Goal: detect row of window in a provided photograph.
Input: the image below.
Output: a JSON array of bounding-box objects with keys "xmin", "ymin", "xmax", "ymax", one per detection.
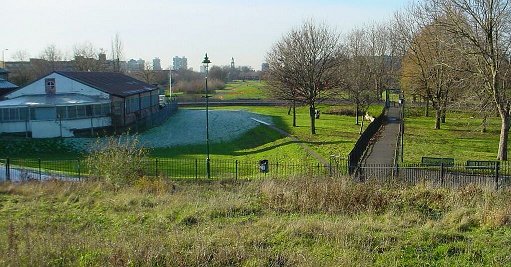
[
  {"xmin": 0, "ymin": 107, "xmax": 29, "ymax": 122},
  {"xmin": 125, "ymin": 94, "xmax": 159, "ymax": 113},
  {"xmin": 0, "ymin": 104, "xmax": 110, "ymax": 122},
  {"xmin": 56, "ymin": 104, "xmax": 110, "ymax": 120}
]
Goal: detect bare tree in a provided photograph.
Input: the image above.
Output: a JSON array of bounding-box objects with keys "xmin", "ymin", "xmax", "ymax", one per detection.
[
  {"xmin": 400, "ymin": 15, "xmax": 467, "ymax": 129},
  {"xmin": 111, "ymin": 33, "xmax": 124, "ymax": 72},
  {"xmin": 340, "ymin": 28, "xmax": 375, "ymax": 127},
  {"xmin": 266, "ymin": 21, "xmax": 343, "ymax": 134},
  {"xmin": 73, "ymin": 42, "xmax": 101, "ymax": 71},
  {"xmin": 12, "ymin": 50, "xmax": 29, "ymax": 61},
  {"xmin": 40, "ymin": 44, "xmax": 63, "ymax": 71},
  {"xmin": 432, "ymin": 0, "xmax": 511, "ymax": 160},
  {"xmin": 366, "ymin": 23, "xmax": 401, "ymax": 101},
  {"xmin": 138, "ymin": 62, "xmax": 155, "ymax": 84}
]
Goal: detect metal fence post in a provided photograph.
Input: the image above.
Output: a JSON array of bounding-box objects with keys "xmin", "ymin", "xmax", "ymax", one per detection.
[
  {"xmin": 495, "ymin": 162, "xmax": 500, "ymax": 190},
  {"xmin": 440, "ymin": 163, "xmax": 445, "ymax": 186},
  {"xmin": 38, "ymin": 158, "xmax": 42, "ymax": 181},
  {"xmin": 235, "ymin": 160, "xmax": 238, "ymax": 180},
  {"xmin": 195, "ymin": 159, "xmax": 198, "ymax": 180},
  {"xmin": 77, "ymin": 159, "xmax": 81, "ymax": 181},
  {"xmin": 6, "ymin": 158, "xmax": 10, "ymax": 181},
  {"xmin": 155, "ymin": 158, "xmax": 159, "ymax": 177},
  {"xmin": 329, "ymin": 157, "xmax": 333, "ymax": 177}
]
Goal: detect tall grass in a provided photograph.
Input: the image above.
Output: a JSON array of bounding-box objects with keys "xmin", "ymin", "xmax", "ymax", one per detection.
[
  {"xmin": 0, "ymin": 178, "xmax": 510, "ymax": 266},
  {"xmin": 85, "ymin": 134, "xmax": 148, "ymax": 187}
]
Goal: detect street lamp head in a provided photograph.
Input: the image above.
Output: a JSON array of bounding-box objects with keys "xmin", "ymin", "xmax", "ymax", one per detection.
[{"xmin": 202, "ymin": 53, "xmax": 211, "ymax": 65}]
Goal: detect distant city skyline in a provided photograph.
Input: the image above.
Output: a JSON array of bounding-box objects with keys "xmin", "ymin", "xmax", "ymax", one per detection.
[{"xmin": 1, "ymin": 0, "xmax": 411, "ymax": 71}]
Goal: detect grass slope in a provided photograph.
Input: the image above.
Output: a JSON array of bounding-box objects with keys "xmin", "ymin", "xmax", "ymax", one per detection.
[{"xmin": 1, "ymin": 179, "xmax": 510, "ymax": 266}]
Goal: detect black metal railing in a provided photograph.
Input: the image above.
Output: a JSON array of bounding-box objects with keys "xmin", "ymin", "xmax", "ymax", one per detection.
[
  {"xmin": 347, "ymin": 107, "xmax": 386, "ymax": 175},
  {"xmin": 0, "ymin": 158, "xmax": 349, "ymax": 182},
  {"xmin": 1, "ymin": 157, "xmax": 510, "ymax": 189}
]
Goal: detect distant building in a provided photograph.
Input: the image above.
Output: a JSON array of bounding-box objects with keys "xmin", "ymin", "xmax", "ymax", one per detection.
[
  {"xmin": 127, "ymin": 59, "xmax": 145, "ymax": 72},
  {"xmin": 172, "ymin": 56, "xmax": 188, "ymax": 70},
  {"xmin": 137, "ymin": 59, "xmax": 145, "ymax": 69},
  {"xmin": 4, "ymin": 55, "xmax": 128, "ymax": 86},
  {"xmin": 0, "ymin": 71, "xmax": 161, "ymax": 138},
  {"xmin": 261, "ymin": 63, "xmax": 269, "ymax": 72},
  {"xmin": 153, "ymin": 58, "xmax": 162, "ymax": 70}
]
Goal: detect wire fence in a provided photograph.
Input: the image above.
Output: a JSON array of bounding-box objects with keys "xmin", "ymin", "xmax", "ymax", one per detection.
[
  {"xmin": 356, "ymin": 162, "xmax": 511, "ymax": 190},
  {"xmin": 2, "ymin": 157, "xmax": 510, "ymax": 190},
  {"xmin": 0, "ymin": 157, "xmax": 350, "ymax": 182}
]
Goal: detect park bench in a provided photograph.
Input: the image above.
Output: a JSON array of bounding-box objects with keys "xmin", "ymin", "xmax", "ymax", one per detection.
[
  {"xmin": 466, "ymin": 160, "xmax": 499, "ymax": 170},
  {"xmin": 421, "ymin": 157, "xmax": 454, "ymax": 167}
]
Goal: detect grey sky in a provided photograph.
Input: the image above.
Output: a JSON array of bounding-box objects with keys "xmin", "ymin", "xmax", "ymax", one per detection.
[{"xmin": 2, "ymin": 0, "xmax": 411, "ymax": 70}]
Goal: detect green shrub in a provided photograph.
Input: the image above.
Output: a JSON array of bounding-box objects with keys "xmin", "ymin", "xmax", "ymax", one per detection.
[{"xmin": 85, "ymin": 134, "xmax": 147, "ymax": 187}]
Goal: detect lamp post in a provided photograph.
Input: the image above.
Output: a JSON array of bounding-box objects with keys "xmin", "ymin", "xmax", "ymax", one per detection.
[
  {"xmin": 2, "ymin": 49, "xmax": 7, "ymax": 68},
  {"xmin": 202, "ymin": 53, "xmax": 211, "ymax": 179}
]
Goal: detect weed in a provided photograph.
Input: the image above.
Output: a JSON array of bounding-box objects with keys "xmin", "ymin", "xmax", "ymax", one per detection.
[{"xmin": 85, "ymin": 134, "xmax": 147, "ymax": 187}]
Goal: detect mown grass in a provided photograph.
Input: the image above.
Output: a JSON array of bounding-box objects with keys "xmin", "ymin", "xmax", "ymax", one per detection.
[
  {"xmin": 404, "ymin": 107, "xmax": 502, "ymax": 163},
  {"xmin": 175, "ymin": 80, "xmax": 269, "ymax": 102},
  {"xmin": 213, "ymin": 80, "xmax": 269, "ymax": 100},
  {"xmin": 0, "ymin": 178, "xmax": 510, "ymax": 266},
  {"xmin": 208, "ymin": 105, "xmax": 375, "ymax": 160}
]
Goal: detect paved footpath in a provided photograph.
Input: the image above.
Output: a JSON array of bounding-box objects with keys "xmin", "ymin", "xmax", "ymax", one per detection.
[{"xmin": 362, "ymin": 105, "xmax": 402, "ymax": 166}]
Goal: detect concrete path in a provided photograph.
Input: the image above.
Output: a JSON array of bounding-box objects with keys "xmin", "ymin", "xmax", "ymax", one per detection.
[{"xmin": 362, "ymin": 105, "xmax": 402, "ymax": 166}]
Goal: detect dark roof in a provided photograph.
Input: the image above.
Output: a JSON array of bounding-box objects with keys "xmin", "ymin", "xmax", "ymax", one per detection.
[
  {"xmin": 56, "ymin": 71, "xmax": 157, "ymax": 97},
  {"xmin": 0, "ymin": 78, "xmax": 18, "ymax": 90}
]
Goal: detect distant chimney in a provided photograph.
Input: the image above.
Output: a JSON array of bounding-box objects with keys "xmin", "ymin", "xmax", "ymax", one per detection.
[{"xmin": 98, "ymin": 53, "xmax": 107, "ymax": 61}]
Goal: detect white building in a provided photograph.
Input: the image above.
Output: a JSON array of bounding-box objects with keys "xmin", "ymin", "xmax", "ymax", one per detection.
[{"xmin": 0, "ymin": 71, "xmax": 160, "ymax": 138}]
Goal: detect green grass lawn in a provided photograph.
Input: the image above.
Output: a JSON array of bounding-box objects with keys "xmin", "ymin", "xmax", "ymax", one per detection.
[
  {"xmin": 208, "ymin": 105, "xmax": 376, "ymax": 160},
  {"xmin": 175, "ymin": 80, "xmax": 270, "ymax": 102},
  {"xmin": 403, "ymin": 107, "xmax": 502, "ymax": 163},
  {"xmin": 212, "ymin": 80, "xmax": 269, "ymax": 100},
  {"xmin": 1, "ymin": 179, "xmax": 510, "ymax": 266}
]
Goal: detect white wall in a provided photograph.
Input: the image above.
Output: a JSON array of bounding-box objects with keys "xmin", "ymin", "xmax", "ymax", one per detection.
[
  {"xmin": 0, "ymin": 117, "xmax": 111, "ymax": 138},
  {"xmin": 0, "ymin": 121, "xmax": 28, "ymax": 134},
  {"xmin": 6, "ymin": 73, "xmax": 110, "ymax": 99}
]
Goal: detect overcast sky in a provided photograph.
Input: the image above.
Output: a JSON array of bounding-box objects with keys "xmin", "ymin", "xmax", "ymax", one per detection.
[{"xmin": 1, "ymin": 0, "xmax": 411, "ymax": 70}]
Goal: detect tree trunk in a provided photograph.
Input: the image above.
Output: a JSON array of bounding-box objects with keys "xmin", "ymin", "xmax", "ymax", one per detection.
[
  {"xmin": 309, "ymin": 104, "xmax": 316, "ymax": 134},
  {"xmin": 287, "ymin": 105, "xmax": 292, "ymax": 115},
  {"xmin": 425, "ymin": 99, "xmax": 429, "ymax": 117},
  {"xmin": 497, "ymin": 112, "xmax": 509, "ymax": 160},
  {"xmin": 355, "ymin": 102, "xmax": 359, "ymax": 125},
  {"xmin": 441, "ymin": 109, "xmax": 446, "ymax": 123},
  {"xmin": 292, "ymin": 100, "xmax": 296, "ymax": 127},
  {"xmin": 482, "ymin": 115, "xmax": 487, "ymax": 133},
  {"xmin": 435, "ymin": 108, "xmax": 441, "ymax": 130}
]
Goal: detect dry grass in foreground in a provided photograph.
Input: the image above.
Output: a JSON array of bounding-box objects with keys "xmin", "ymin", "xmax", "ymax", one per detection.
[{"xmin": 0, "ymin": 177, "xmax": 511, "ymax": 266}]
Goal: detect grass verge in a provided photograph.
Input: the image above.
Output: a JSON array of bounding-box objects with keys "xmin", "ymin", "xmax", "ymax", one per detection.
[{"xmin": 0, "ymin": 178, "xmax": 510, "ymax": 266}]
